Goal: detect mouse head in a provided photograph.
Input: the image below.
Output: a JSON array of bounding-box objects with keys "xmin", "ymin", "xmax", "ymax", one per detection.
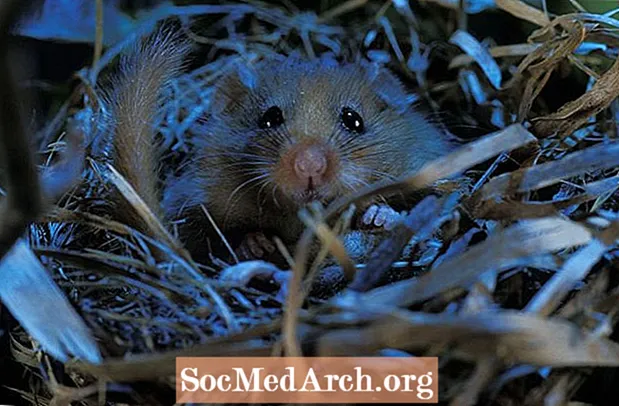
[{"xmin": 200, "ymin": 56, "xmax": 449, "ymax": 210}]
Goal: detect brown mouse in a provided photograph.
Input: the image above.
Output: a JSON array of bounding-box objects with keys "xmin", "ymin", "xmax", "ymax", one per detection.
[
  {"xmin": 163, "ymin": 56, "xmax": 455, "ymax": 261},
  {"xmin": 100, "ymin": 29, "xmax": 455, "ymax": 264}
]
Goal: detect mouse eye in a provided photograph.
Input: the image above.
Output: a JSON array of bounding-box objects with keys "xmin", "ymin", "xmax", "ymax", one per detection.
[
  {"xmin": 259, "ymin": 106, "xmax": 284, "ymax": 129},
  {"xmin": 340, "ymin": 107, "xmax": 364, "ymax": 133}
]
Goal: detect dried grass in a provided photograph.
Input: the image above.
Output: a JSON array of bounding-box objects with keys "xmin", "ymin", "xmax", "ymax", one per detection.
[{"xmin": 3, "ymin": 0, "xmax": 619, "ymax": 405}]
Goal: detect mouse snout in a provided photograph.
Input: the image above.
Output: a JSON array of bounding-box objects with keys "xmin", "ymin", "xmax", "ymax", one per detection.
[
  {"xmin": 273, "ymin": 141, "xmax": 339, "ymax": 201},
  {"xmin": 293, "ymin": 145, "xmax": 327, "ymax": 180}
]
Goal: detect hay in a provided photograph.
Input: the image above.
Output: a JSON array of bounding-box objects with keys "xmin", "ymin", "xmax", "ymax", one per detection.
[{"xmin": 2, "ymin": 0, "xmax": 619, "ymax": 404}]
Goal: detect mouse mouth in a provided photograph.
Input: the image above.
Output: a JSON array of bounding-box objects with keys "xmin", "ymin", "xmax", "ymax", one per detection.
[
  {"xmin": 291, "ymin": 182, "xmax": 323, "ymax": 205},
  {"xmin": 302, "ymin": 188, "xmax": 321, "ymax": 202}
]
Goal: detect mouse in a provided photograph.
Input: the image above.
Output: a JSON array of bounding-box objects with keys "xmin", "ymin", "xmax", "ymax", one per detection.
[
  {"xmin": 162, "ymin": 55, "xmax": 456, "ymax": 261},
  {"xmin": 99, "ymin": 28, "xmax": 456, "ymax": 265}
]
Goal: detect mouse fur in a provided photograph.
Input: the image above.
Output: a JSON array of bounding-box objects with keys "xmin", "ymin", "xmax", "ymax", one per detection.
[{"xmin": 162, "ymin": 56, "xmax": 456, "ymax": 259}]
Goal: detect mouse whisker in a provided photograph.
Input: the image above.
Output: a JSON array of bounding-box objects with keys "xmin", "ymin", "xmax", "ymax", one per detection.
[
  {"xmin": 356, "ymin": 166, "xmax": 399, "ymax": 183},
  {"xmin": 337, "ymin": 170, "xmax": 371, "ymax": 194},
  {"xmin": 245, "ymin": 140, "xmax": 281, "ymax": 155},
  {"xmin": 348, "ymin": 154, "xmax": 401, "ymax": 169},
  {"xmin": 353, "ymin": 150, "xmax": 396, "ymax": 159},
  {"xmin": 256, "ymin": 178, "xmax": 274, "ymax": 212},
  {"xmin": 270, "ymin": 184, "xmax": 281, "ymax": 209},
  {"xmin": 327, "ymin": 123, "xmax": 342, "ymax": 144},
  {"xmin": 250, "ymin": 127, "xmax": 290, "ymax": 147},
  {"xmin": 221, "ymin": 169, "xmax": 270, "ymax": 178},
  {"xmin": 331, "ymin": 125, "xmax": 365, "ymax": 147},
  {"xmin": 338, "ymin": 140, "xmax": 388, "ymax": 156},
  {"xmin": 254, "ymin": 139, "xmax": 286, "ymax": 156},
  {"xmin": 207, "ymin": 151, "xmax": 274, "ymax": 162},
  {"xmin": 368, "ymin": 170, "xmax": 398, "ymax": 182},
  {"xmin": 217, "ymin": 167, "xmax": 271, "ymax": 176},
  {"xmin": 223, "ymin": 173, "xmax": 271, "ymax": 224},
  {"xmin": 214, "ymin": 150, "xmax": 269, "ymax": 158},
  {"xmin": 278, "ymin": 125, "xmax": 293, "ymax": 144},
  {"xmin": 219, "ymin": 162, "xmax": 273, "ymax": 171},
  {"xmin": 256, "ymin": 179, "xmax": 270, "ymax": 202}
]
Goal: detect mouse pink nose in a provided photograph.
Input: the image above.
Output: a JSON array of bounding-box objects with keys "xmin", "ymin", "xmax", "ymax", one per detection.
[{"xmin": 294, "ymin": 145, "xmax": 327, "ymax": 180}]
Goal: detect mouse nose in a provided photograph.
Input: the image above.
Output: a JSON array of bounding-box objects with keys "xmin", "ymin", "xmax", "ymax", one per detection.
[{"xmin": 294, "ymin": 145, "xmax": 328, "ymax": 181}]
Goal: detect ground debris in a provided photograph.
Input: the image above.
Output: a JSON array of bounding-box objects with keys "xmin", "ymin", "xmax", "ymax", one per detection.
[{"xmin": 4, "ymin": 0, "xmax": 619, "ymax": 405}]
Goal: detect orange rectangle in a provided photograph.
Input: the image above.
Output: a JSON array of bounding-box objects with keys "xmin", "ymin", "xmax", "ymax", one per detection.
[{"xmin": 176, "ymin": 356, "xmax": 438, "ymax": 403}]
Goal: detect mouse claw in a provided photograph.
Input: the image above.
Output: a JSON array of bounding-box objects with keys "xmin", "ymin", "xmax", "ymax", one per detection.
[
  {"xmin": 361, "ymin": 204, "xmax": 403, "ymax": 231},
  {"xmin": 236, "ymin": 232, "xmax": 276, "ymax": 260}
]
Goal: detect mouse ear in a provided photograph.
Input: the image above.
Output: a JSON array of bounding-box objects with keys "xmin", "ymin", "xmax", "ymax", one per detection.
[
  {"xmin": 363, "ymin": 62, "xmax": 417, "ymax": 113},
  {"xmin": 209, "ymin": 59, "xmax": 259, "ymax": 115}
]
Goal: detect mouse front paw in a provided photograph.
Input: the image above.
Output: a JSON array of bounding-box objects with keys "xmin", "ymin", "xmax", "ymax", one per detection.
[
  {"xmin": 360, "ymin": 204, "xmax": 404, "ymax": 231},
  {"xmin": 219, "ymin": 260, "xmax": 291, "ymax": 303},
  {"xmin": 235, "ymin": 232, "xmax": 276, "ymax": 260}
]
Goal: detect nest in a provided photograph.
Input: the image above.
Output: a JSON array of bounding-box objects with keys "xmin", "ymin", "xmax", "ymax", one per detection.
[{"xmin": 2, "ymin": 0, "xmax": 619, "ymax": 405}]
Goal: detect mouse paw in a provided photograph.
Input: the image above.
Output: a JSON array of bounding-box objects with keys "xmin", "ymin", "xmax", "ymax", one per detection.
[
  {"xmin": 236, "ymin": 232, "xmax": 276, "ymax": 260},
  {"xmin": 219, "ymin": 261, "xmax": 291, "ymax": 303},
  {"xmin": 361, "ymin": 204, "xmax": 403, "ymax": 231}
]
